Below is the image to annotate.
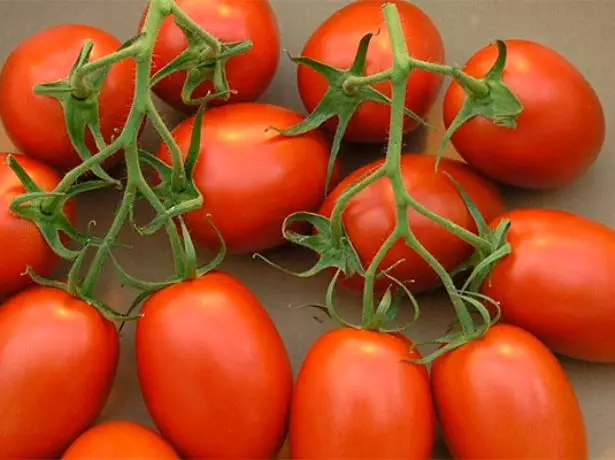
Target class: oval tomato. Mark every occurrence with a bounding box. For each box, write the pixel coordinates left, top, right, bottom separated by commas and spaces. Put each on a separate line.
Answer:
431, 324, 587, 458
146, 0, 279, 113
483, 208, 615, 363
136, 272, 293, 458
156, 102, 335, 254
290, 328, 435, 458
298, 0, 445, 143
0, 287, 119, 458
443, 39, 605, 189
320, 154, 505, 294
0, 24, 136, 170
62, 421, 179, 459
0, 153, 77, 298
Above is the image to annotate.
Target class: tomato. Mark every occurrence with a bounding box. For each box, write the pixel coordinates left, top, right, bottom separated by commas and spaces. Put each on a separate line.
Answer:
62, 421, 179, 459
136, 272, 293, 458
156, 102, 335, 254
290, 328, 434, 458
482, 208, 615, 363
320, 154, 505, 294
0, 24, 136, 170
0, 287, 119, 458
443, 39, 605, 189
146, 0, 279, 113
298, 0, 445, 143
0, 153, 77, 299
431, 324, 587, 459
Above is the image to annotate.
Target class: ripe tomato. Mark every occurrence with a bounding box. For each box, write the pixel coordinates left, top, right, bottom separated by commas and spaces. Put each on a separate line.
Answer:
290, 328, 435, 458
156, 102, 335, 254
443, 39, 605, 189
298, 0, 445, 143
0, 287, 119, 458
136, 272, 293, 458
320, 154, 505, 294
0, 24, 136, 170
62, 421, 179, 459
431, 324, 587, 458
146, 0, 280, 113
482, 208, 615, 363
0, 153, 77, 298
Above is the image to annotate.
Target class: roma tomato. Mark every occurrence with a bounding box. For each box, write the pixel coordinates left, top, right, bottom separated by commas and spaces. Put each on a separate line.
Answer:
0, 24, 135, 170
62, 421, 179, 459
320, 154, 505, 294
146, 0, 280, 113
483, 208, 615, 363
290, 328, 435, 459
0, 153, 77, 298
0, 287, 119, 458
136, 272, 293, 458
431, 324, 587, 459
298, 0, 445, 142
443, 39, 605, 189
156, 102, 335, 254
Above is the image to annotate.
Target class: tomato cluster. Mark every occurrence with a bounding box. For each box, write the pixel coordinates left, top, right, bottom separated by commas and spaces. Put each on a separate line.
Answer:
0, 0, 609, 458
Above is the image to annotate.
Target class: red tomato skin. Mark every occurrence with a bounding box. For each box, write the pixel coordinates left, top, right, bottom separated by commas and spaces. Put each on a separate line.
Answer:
0, 153, 77, 298
483, 208, 615, 363
443, 39, 605, 189
298, 0, 445, 143
290, 328, 435, 459
62, 421, 179, 459
320, 154, 505, 294
136, 272, 293, 458
147, 0, 279, 113
156, 102, 335, 254
0, 24, 135, 170
0, 287, 119, 458
431, 324, 588, 459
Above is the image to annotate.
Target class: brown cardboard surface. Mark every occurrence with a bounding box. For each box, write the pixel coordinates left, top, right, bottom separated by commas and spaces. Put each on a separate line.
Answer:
1, 0, 614, 458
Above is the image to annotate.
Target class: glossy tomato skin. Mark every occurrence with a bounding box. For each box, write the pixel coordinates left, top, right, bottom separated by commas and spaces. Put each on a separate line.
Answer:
156, 102, 335, 254
0, 24, 135, 171
0, 153, 77, 298
443, 39, 605, 189
432, 324, 587, 459
298, 0, 445, 142
483, 209, 615, 363
147, 0, 279, 113
320, 154, 505, 294
0, 287, 119, 458
290, 328, 435, 459
136, 272, 293, 458
62, 421, 179, 459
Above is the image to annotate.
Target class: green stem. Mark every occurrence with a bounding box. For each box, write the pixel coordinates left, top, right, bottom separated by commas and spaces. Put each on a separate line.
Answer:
343, 69, 392, 94
146, 97, 186, 192
171, 3, 221, 52
78, 43, 142, 77
409, 60, 489, 97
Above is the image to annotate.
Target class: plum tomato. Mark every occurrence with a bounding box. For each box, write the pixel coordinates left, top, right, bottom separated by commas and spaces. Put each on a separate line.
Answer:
443, 39, 605, 189
298, 0, 445, 143
319, 154, 506, 294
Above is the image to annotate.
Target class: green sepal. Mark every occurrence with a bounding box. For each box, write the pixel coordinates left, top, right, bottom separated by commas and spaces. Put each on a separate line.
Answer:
438, 40, 523, 162
275, 33, 428, 192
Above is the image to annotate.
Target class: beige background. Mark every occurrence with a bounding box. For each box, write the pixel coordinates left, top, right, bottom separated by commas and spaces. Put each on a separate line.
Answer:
1, 0, 614, 458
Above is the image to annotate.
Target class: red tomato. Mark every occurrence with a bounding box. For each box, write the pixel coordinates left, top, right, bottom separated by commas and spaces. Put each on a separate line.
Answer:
0, 287, 119, 458
431, 324, 587, 459
0, 24, 136, 170
62, 421, 179, 459
146, 0, 280, 113
482, 208, 615, 363
320, 154, 506, 294
443, 39, 605, 189
290, 328, 435, 458
156, 102, 335, 254
136, 272, 293, 458
298, 0, 445, 143
0, 153, 77, 298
